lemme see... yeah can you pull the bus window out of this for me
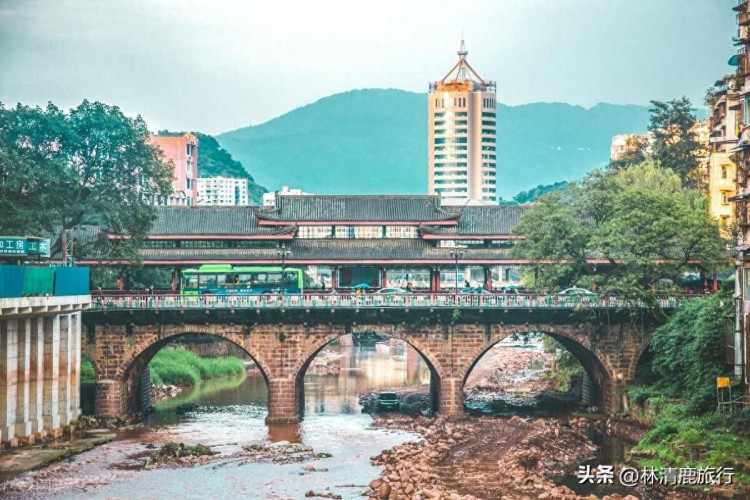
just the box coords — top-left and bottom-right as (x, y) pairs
(255, 273), (266, 284)
(216, 274), (227, 287)
(238, 274), (252, 285)
(199, 274), (217, 287)
(284, 272), (296, 284)
(185, 275), (199, 289)
(267, 273), (282, 283)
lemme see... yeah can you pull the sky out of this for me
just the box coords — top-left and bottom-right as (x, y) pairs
(0, 0), (739, 135)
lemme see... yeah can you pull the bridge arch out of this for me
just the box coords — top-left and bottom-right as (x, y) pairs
(112, 326), (272, 416)
(291, 324), (446, 418)
(458, 325), (632, 413)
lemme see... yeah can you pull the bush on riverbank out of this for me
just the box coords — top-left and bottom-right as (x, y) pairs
(149, 348), (246, 386)
(631, 403), (750, 490)
(626, 290), (750, 492)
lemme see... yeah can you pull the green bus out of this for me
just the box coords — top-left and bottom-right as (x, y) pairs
(180, 265), (304, 295)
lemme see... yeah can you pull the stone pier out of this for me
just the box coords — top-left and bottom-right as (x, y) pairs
(0, 295), (90, 446)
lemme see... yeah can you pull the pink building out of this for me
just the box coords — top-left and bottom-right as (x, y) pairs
(148, 133), (198, 206)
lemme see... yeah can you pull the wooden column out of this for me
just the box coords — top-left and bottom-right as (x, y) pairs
(483, 266), (493, 291)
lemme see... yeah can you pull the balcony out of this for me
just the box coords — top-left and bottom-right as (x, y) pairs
(740, 11), (750, 26)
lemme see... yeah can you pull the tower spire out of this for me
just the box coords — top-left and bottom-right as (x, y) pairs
(458, 38), (468, 59)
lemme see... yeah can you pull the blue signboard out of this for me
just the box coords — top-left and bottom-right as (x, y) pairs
(27, 239), (51, 258)
(0, 238), (27, 256)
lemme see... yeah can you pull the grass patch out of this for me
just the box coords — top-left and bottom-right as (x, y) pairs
(81, 358), (95, 383)
(149, 348), (246, 387)
(630, 400), (750, 491)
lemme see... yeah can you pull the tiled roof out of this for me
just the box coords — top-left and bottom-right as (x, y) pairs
(132, 239), (514, 263)
(420, 205), (529, 236)
(149, 207), (295, 236)
(255, 195), (461, 223)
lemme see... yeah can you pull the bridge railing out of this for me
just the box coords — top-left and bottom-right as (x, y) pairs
(90, 293), (683, 311)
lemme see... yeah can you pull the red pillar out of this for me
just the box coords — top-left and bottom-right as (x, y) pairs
(713, 272), (718, 293)
(118, 271), (124, 291)
(330, 267), (337, 290)
(381, 267), (387, 288)
(483, 266), (493, 291)
(171, 269), (177, 293)
(430, 267), (440, 292)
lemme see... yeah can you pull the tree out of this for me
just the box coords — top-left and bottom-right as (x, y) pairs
(649, 290), (732, 413)
(512, 161), (728, 312)
(648, 97), (706, 188)
(0, 100), (173, 259)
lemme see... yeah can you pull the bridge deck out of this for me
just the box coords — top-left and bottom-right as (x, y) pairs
(90, 293), (682, 311)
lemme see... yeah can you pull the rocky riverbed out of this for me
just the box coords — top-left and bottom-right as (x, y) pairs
(364, 414), (641, 500)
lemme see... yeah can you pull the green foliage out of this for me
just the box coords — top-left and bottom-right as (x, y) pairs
(648, 97), (707, 188)
(0, 100), (172, 258)
(80, 358), (95, 383)
(512, 181), (570, 204)
(512, 161), (728, 309)
(633, 404), (750, 487)
(157, 130), (267, 203)
(649, 291), (732, 413)
(149, 348), (246, 386)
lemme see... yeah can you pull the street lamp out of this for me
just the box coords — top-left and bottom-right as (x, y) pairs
(449, 249), (463, 292)
(277, 244), (291, 294)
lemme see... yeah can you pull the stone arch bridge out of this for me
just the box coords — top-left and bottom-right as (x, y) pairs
(82, 294), (673, 422)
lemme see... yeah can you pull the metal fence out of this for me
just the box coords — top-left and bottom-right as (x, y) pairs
(91, 293), (683, 311)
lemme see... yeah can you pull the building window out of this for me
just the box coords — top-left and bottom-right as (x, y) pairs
(385, 226), (418, 238)
(298, 226), (333, 238)
(722, 191), (731, 204)
(354, 226), (383, 239)
(482, 112), (495, 118)
(722, 165), (728, 179)
(335, 226), (355, 239)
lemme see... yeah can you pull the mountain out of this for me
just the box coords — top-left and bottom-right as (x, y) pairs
(157, 130), (267, 203)
(217, 89), (655, 198)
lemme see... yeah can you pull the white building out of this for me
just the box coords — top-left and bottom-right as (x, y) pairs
(263, 186), (310, 206)
(197, 177), (249, 206)
(610, 133), (653, 161)
(428, 40), (498, 205)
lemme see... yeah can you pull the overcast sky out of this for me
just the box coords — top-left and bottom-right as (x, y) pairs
(0, 0), (738, 134)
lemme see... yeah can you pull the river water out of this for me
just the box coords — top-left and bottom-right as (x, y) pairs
(2, 342), (430, 499)
(2, 341), (636, 499)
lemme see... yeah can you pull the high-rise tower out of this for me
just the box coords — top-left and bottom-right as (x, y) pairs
(428, 40), (497, 204)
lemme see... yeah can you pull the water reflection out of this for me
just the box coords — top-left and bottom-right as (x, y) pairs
(142, 341), (430, 451)
(303, 342), (430, 416)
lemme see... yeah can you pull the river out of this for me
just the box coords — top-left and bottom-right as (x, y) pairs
(1, 341), (637, 499)
(1, 342), (430, 499)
